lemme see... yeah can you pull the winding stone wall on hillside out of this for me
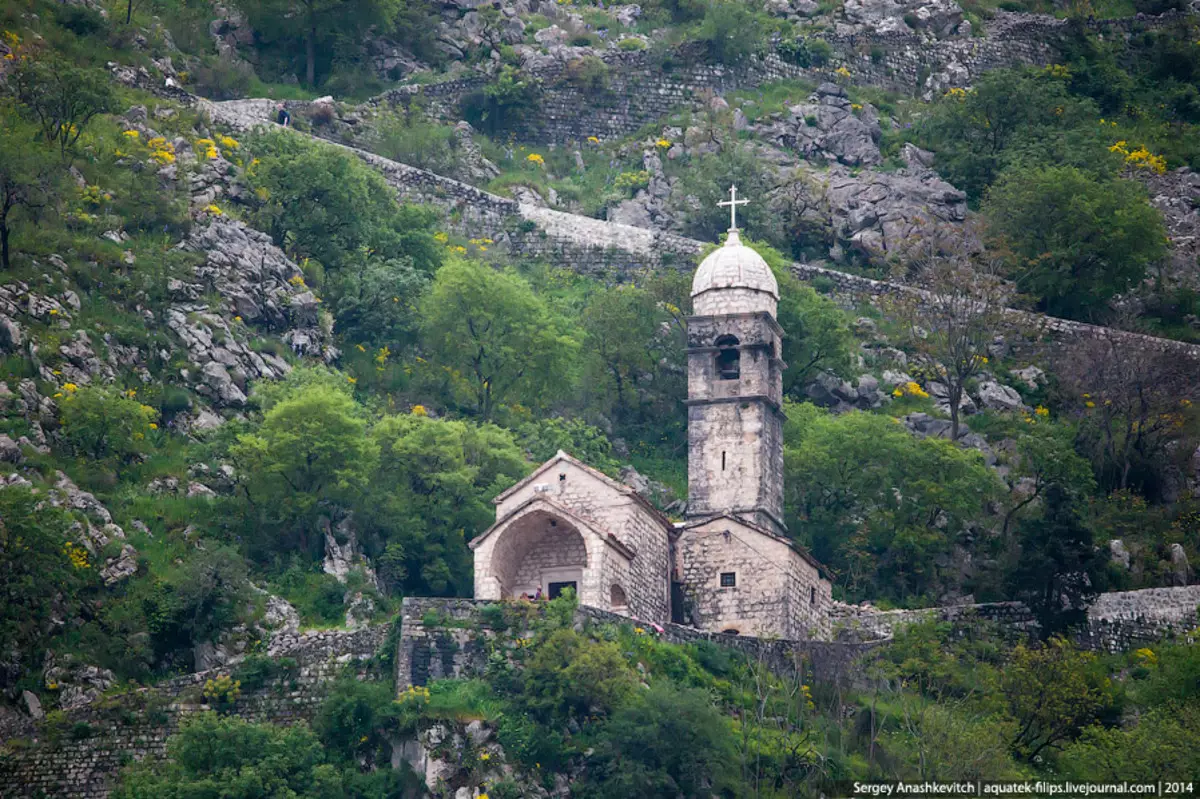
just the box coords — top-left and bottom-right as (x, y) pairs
(379, 12), (1191, 143)
(0, 626), (391, 799)
(831, 585), (1200, 651)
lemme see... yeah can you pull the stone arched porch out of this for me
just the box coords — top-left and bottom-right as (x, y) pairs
(473, 498), (634, 609)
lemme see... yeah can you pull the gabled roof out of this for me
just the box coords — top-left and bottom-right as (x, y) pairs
(468, 493), (636, 560)
(492, 450), (674, 531)
(681, 513), (826, 575)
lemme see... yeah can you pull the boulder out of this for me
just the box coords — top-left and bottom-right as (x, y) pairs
(22, 690), (43, 720)
(1168, 543), (1190, 586)
(1011, 365), (1046, 391)
(976, 381), (1026, 412)
(0, 434), (21, 464)
(1109, 539), (1131, 570)
(779, 84), (882, 167)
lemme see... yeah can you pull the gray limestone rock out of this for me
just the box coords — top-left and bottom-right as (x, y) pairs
(0, 433), (21, 464)
(1011, 365), (1046, 391)
(0, 314), (22, 351)
(1168, 543), (1190, 586)
(21, 690), (43, 720)
(100, 544), (139, 585)
(1109, 539), (1131, 570)
(976, 381), (1026, 412)
(778, 84), (882, 167)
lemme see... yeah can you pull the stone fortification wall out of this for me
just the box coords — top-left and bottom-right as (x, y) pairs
(380, 12), (1191, 144)
(202, 100), (1200, 364)
(396, 596), (879, 691)
(0, 626), (391, 799)
(831, 585), (1200, 651)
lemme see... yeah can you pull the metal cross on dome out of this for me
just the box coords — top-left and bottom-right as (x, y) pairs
(718, 184), (750, 231)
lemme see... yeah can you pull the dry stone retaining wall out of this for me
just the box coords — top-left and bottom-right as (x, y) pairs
(0, 626), (391, 799)
(831, 585), (1200, 651)
(379, 13), (1191, 143)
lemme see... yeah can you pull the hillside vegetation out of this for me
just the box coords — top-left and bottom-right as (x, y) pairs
(1, 0), (1200, 793)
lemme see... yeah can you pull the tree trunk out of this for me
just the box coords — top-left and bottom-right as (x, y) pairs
(126, 0), (133, 24)
(949, 383), (961, 441)
(306, 24), (316, 86)
(0, 219), (8, 271)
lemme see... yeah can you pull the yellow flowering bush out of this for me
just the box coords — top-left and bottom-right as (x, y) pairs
(203, 204), (223, 216)
(1109, 141), (1167, 174)
(203, 674), (241, 706)
(1133, 647), (1157, 667)
(892, 381), (930, 399)
(122, 129), (139, 139)
(433, 231), (449, 244)
(526, 152), (545, 166)
(834, 66), (852, 78)
(216, 134), (239, 151)
(655, 138), (671, 149)
(411, 404), (428, 416)
(587, 135), (600, 144)
(195, 138), (219, 159)
(63, 542), (90, 570)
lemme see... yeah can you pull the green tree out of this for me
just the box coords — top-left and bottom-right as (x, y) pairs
(784, 403), (1000, 602)
(581, 681), (738, 798)
(0, 112), (60, 270)
(581, 283), (667, 420)
(113, 712), (405, 799)
(1007, 484), (1108, 636)
(1002, 638), (1114, 762)
(0, 488), (92, 692)
(917, 67), (1105, 200)
(237, 0), (401, 87)
(11, 57), (112, 159)
(141, 546), (250, 667)
(695, 0), (766, 65)
(247, 132), (441, 273)
(1060, 705), (1200, 779)
(230, 383), (378, 553)
(674, 147), (783, 247)
(418, 258), (579, 418)
(521, 629), (640, 722)
(983, 165), (1167, 319)
(58, 386), (158, 464)
(326, 252), (429, 348)
(366, 412), (528, 595)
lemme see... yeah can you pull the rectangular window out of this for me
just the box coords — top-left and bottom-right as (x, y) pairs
(810, 586), (817, 605)
(720, 572), (736, 587)
(721, 451), (726, 471)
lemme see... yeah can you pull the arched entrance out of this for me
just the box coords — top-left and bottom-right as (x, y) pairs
(489, 510), (589, 600)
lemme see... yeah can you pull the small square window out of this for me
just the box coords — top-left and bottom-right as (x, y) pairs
(559, 473), (566, 482)
(720, 572), (736, 588)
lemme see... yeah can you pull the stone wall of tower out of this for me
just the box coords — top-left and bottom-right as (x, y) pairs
(686, 310), (786, 535)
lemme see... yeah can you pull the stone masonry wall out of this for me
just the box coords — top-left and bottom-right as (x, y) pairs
(396, 596), (881, 692)
(831, 585), (1200, 652)
(0, 626), (391, 799)
(380, 13), (1192, 144)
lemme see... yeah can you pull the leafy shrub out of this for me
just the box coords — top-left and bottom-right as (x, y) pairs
(565, 55), (610, 93)
(983, 165), (1167, 318)
(695, 0), (765, 65)
(617, 37), (647, 51)
(58, 386), (158, 464)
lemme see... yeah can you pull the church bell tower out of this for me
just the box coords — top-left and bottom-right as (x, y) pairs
(685, 187), (787, 537)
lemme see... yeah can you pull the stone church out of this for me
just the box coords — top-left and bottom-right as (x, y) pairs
(471, 202), (832, 640)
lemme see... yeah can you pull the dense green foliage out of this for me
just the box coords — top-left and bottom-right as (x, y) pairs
(4, 3), (1200, 794)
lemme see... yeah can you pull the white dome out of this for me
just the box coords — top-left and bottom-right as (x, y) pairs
(691, 230), (779, 301)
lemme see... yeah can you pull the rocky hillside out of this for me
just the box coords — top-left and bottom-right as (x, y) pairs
(2, 0), (1200, 793)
